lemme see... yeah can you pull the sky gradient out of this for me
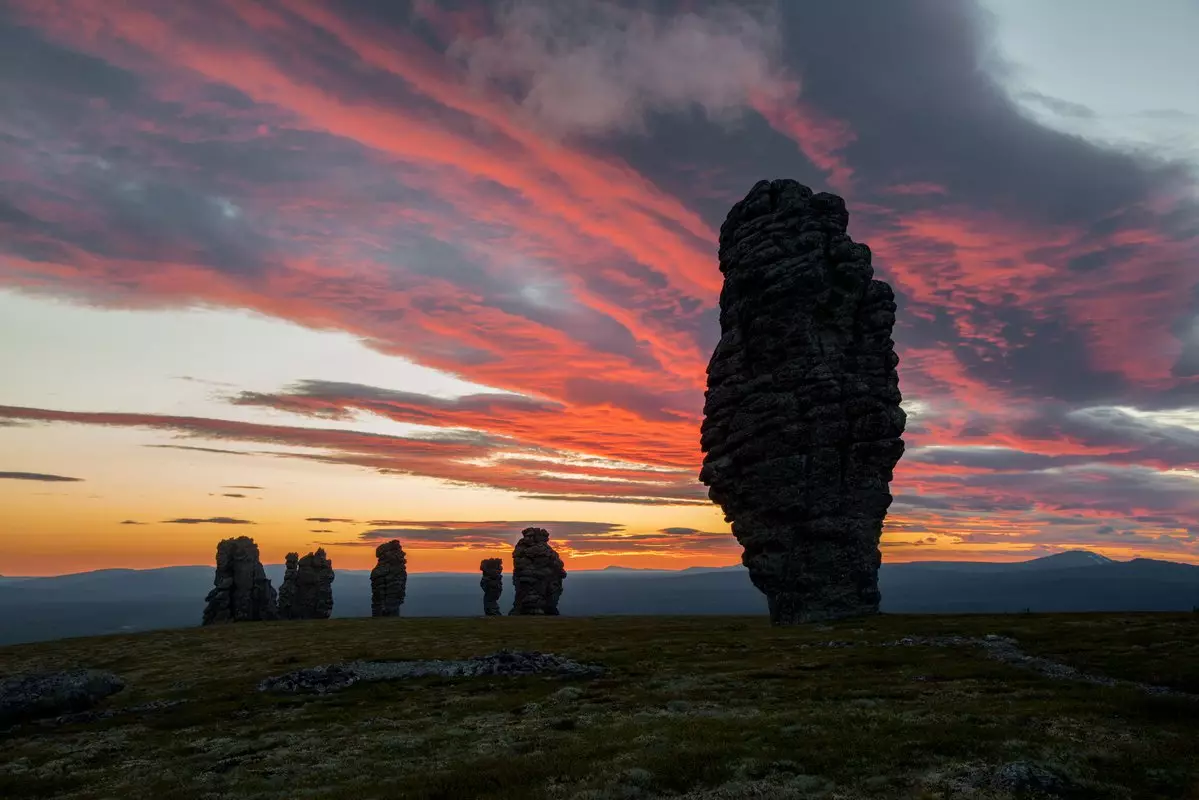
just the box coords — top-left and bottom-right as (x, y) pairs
(1, 0), (1197, 576)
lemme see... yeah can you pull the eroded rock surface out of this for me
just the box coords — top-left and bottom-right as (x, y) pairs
(0, 670), (125, 725)
(700, 179), (906, 624)
(277, 551), (299, 618)
(509, 527), (566, 616)
(201, 536), (279, 624)
(279, 548), (335, 620)
(370, 539), (407, 617)
(259, 651), (603, 694)
(480, 557), (503, 616)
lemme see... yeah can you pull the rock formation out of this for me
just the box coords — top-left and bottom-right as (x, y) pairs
(370, 539), (407, 617)
(277, 551), (299, 617)
(278, 548), (335, 620)
(0, 670), (125, 726)
(700, 179), (906, 625)
(480, 557), (503, 616)
(509, 527), (566, 615)
(259, 651), (603, 694)
(201, 536), (279, 624)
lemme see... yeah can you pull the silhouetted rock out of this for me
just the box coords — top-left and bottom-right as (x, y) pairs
(509, 527), (566, 615)
(277, 551), (299, 618)
(370, 539), (407, 617)
(280, 548), (334, 620)
(700, 179), (906, 624)
(480, 557), (503, 616)
(0, 670), (125, 725)
(201, 536), (279, 624)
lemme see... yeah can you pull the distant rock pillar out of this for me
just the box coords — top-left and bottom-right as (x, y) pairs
(295, 548), (335, 620)
(480, 558), (503, 616)
(370, 539), (407, 617)
(509, 527), (566, 616)
(277, 552), (299, 620)
(201, 536), (279, 624)
(700, 179), (906, 624)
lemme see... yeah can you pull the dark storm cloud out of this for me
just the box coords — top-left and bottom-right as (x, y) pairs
(0, 471), (83, 482)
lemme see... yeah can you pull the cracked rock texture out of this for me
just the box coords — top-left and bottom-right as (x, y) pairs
(480, 557), (503, 616)
(509, 527), (566, 615)
(201, 536), (279, 624)
(0, 670), (125, 725)
(370, 539), (407, 617)
(700, 179), (906, 624)
(279, 548), (335, 620)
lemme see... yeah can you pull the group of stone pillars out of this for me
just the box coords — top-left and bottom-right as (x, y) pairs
(201, 526), (567, 625)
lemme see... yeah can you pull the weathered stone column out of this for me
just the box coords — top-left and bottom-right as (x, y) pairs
(202, 536), (279, 624)
(700, 179), (906, 624)
(370, 539), (407, 617)
(480, 558), (503, 616)
(509, 527), (566, 616)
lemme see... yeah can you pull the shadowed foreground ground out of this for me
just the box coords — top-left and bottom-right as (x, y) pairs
(1, 614), (1197, 799)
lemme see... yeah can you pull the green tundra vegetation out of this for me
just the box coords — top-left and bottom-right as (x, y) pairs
(1, 614), (1197, 799)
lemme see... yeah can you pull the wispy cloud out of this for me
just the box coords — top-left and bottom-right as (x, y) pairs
(0, 471), (83, 482)
(0, 0), (1195, 563)
(162, 517), (255, 525)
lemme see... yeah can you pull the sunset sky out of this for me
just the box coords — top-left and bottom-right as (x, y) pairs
(2, 0), (1197, 576)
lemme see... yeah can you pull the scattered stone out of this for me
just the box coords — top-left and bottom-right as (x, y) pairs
(700, 179), (906, 624)
(990, 761), (1074, 795)
(0, 670), (125, 725)
(370, 539), (407, 617)
(259, 650), (603, 694)
(278, 548), (334, 620)
(480, 557), (503, 616)
(201, 536), (279, 624)
(258, 664), (359, 695)
(509, 527), (566, 616)
(798, 634), (1198, 699)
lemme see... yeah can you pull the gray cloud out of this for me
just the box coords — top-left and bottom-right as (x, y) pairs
(449, 0), (788, 137)
(162, 517), (255, 525)
(0, 471), (83, 482)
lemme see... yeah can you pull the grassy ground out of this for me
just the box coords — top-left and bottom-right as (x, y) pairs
(1, 613), (1197, 799)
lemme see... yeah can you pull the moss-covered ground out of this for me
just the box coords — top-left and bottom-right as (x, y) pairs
(1, 614), (1197, 799)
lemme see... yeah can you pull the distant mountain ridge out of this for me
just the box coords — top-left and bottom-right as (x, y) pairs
(0, 550), (1195, 646)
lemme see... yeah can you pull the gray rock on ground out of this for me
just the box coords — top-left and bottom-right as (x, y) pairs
(279, 548), (335, 620)
(259, 651), (603, 694)
(700, 179), (906, 624)
(201, 536), (279, 624)
(480, 557), (503, 616)
(370, 539), (407, 617)
(0, 669), (125, 725)
(509, 527), (566, 616)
